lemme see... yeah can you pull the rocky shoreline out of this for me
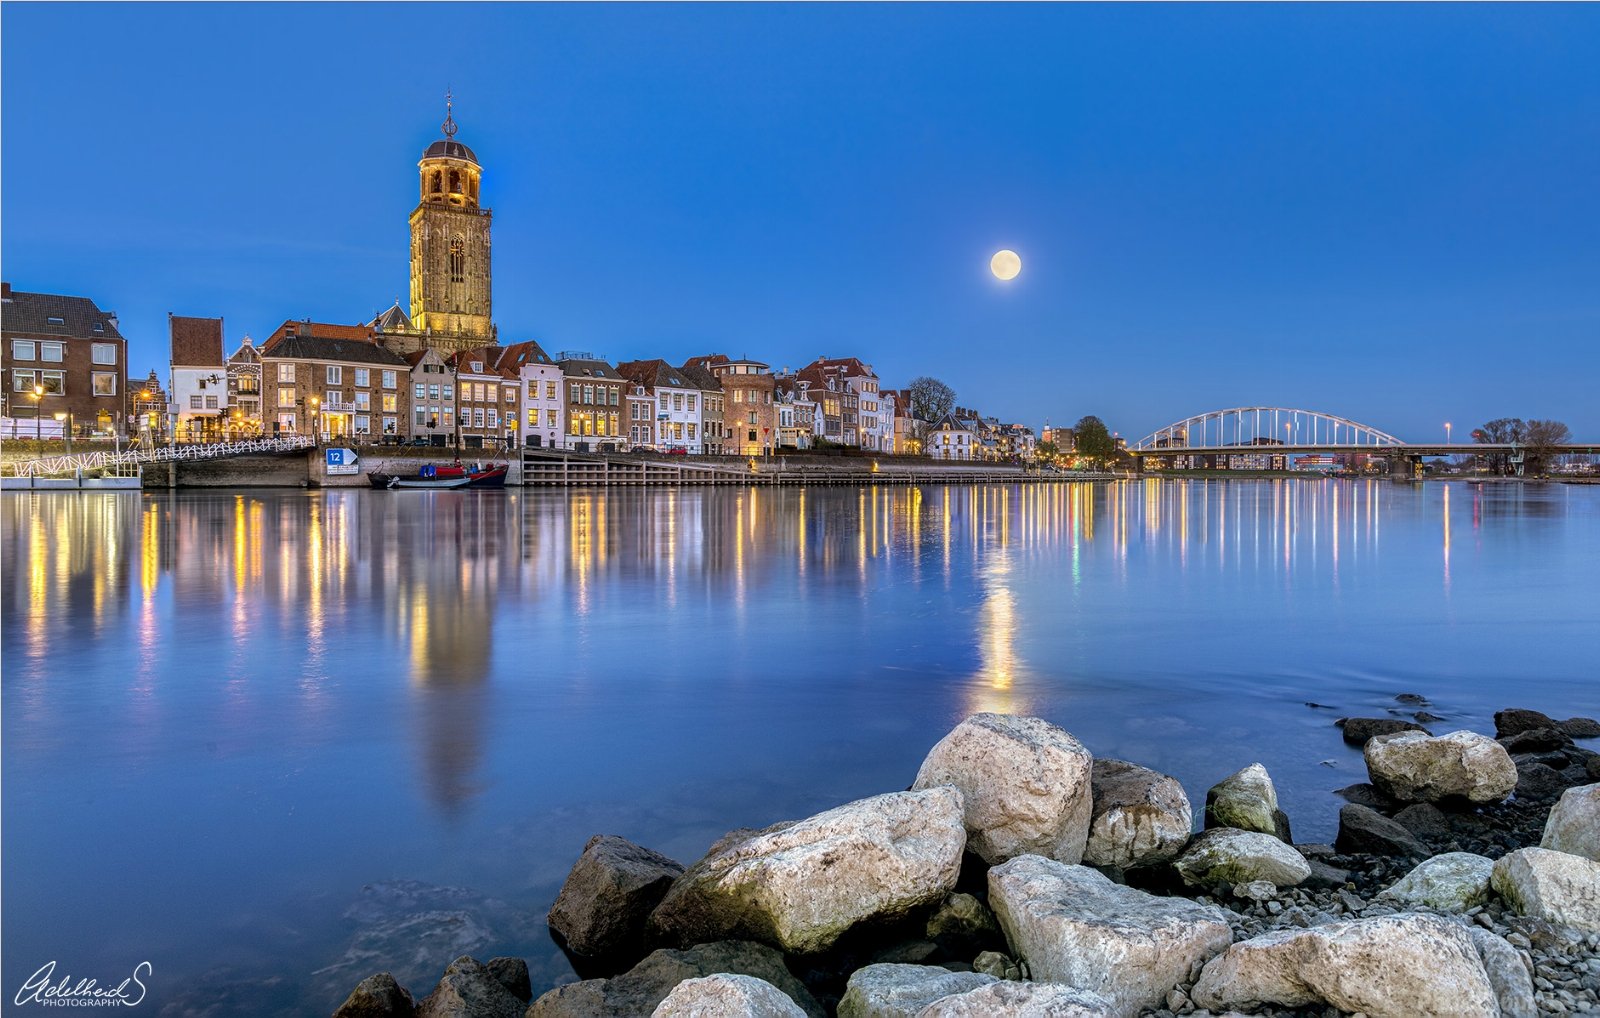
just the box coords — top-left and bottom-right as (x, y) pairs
(334, 702), (1600, 1017)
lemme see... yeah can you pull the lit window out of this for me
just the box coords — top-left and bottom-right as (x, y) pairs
(92, 373), (117, 396)
(278, 387), (296, 407)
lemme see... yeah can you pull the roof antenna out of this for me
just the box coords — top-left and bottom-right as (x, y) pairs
(442, 87), (458, 139)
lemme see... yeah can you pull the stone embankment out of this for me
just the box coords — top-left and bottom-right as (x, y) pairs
(334, 704), (1600, 1018)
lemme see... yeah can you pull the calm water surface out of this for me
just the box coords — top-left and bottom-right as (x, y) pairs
(4, 481), (1597, 1013)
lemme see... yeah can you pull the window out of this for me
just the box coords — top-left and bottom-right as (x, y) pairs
(660, 392), (670, 408)
(442, 384), (453, 401)
(190, 396), (203, 410)
(12, 369), (35, 392)
(326, 365), (341, 384)
(277, 413), (296, 433)
(609, 387), (619, 406)
(93, 323), (105, 334)
(687, 395), (696, 412)
(351, 369), (366, 388)
(546, 409), (557, 428)
(40, 342), (64, 362)
(205, 395), (219, 410)
(569, 414), (581, 435)
(382, 371), (396, 389)
(527, 409), (539, 428)
(459, 408), (471, 427)
(94, 372), (119, 397)
(545, 381), (556, 400)
(733, 389), (744, 404)
(383, 416), (396, 435)
(355, 416), (371, 434)
(415, 383), (426, 399)
(474, 408), (485, 429)
(568, 383), (580, 403)
(487, 409), (499, 429)
(428, 384), (439, 400)
(688, 423), (697, 440)
(505, 388), (515, 404)
(356, 392), (370, 410)
(415, 408), (427, 427)
(45, 316), (65, 326)
(608, 411), (619, 436)
(278, 387), (296, 407)
(471, 361), (483, 373)
(673, 394), (683, 412)
(382, 394), (397, 412)
(278, 363), (296, 383)
(238, 375), (259, 394)
(11, 341), (35, 361)
(450, 238), (465, 283)
(92, 343), (117, 365)
(747, 412), (758, 425)
(582, 384), (593, 405)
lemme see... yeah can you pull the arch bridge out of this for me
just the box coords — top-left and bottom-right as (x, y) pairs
(1131, 408), (1403, 453)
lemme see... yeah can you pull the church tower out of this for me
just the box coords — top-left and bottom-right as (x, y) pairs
(409, 93), (493, 352)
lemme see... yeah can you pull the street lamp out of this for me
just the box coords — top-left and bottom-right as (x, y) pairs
(309, 397), (320, 443)
(1445, 422), (1452, 445)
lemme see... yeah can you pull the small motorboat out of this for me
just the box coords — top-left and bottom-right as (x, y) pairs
(467, 463), (508, 489)
(392, 473), (472, 489)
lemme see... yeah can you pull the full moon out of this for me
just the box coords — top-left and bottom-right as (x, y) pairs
(990, 249), (1022, 281)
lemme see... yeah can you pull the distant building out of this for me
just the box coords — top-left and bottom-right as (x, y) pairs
(452, 347), (519, 449)
(261, 320), (410, 439)
(404, 347), (456, 446)
(130, 370), (169, 440)
(225, 334), (263, 436)
(617, 359), (703, 454)
(557, 353), (625, 451)
(690, 355), (776, 456)
(928, 415), (977, 461)
(499, 340), (563, 451)
(676, 359), (726, 455)
(169, 314), (228, 442)
(1, 282), (129, 437)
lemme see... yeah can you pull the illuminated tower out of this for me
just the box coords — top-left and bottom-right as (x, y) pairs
(409, 92), (493, 351)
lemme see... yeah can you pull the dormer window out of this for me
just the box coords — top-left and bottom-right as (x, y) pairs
(93, 323), (105, 333)
(470, 361), (483, 372)
(46, 316), (65, 326)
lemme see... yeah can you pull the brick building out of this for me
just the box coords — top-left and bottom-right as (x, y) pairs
(1, 282), (129, 437)
(260, 320), (410, 439)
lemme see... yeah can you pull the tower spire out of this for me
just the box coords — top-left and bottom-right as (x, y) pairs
(442, 88), (458, 139)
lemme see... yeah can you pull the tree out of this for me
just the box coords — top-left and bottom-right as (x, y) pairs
(1073, 415), (1115, 467)
(905, 377), (956, 433)
(1474, 418), (1525, 476)
(1035, 440), (1060, 464)
(1524, 419), (1572, 476)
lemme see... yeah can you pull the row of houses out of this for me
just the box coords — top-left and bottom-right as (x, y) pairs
(1, 284), (1042, 461)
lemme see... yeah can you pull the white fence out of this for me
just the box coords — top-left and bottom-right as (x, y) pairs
(3, 435), (316, 478)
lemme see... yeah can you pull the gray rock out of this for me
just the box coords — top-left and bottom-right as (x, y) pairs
(1174, 828), (1311, 889)
(1491, 847), (1600, 934)
(1542, 783), (1600, 861)
(333, 972), (415, 1018)
(1334, 804), (1430, 858)
(1496, 708), (1558, 738)
(1339, 717), (1428, 746)
(923, 893), (1002, 956)
(416, 957), (524, 1018)
(484, 959), (529, 1004)
(648, 788), (965, 953)
(1332, 782), (1398, 811)
(1301, 859), (1352, 891)
(649, 974), (806, 1017)
(1515, 761), (1571, 801)
(1560, 716), (1600, 739)
(837, 964), (997, 1018)
(1085, 759), (1193, 869)
(913, 981), (1114, 1017)
(911, 713), (1094, 866)
(971, 951), (1021, 981)
(547, 835), (684, 964)
(525, 941), (823, 1018)
(1392, 802), (1449, 839)
(1203, 763), (1290, 842)
(1191, 913), (1498, 1016)
(1500, 728), (1573, 753)
(1365, 730), (1518, 805)
(1467, 928), (1536, 1018)
(1378, 852), (1495, 911)
(989, 854), (1232, 1016)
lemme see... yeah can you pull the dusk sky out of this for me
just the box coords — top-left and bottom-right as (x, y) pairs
(4, 4), (1597, 441)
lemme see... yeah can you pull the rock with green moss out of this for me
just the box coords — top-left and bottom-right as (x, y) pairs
(1174, 828), (1310, 889)
(1378, 852), (1495, 911)
(1204, 763), (1291, 842)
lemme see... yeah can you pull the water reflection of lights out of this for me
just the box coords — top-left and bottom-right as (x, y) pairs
(1442, 483), (1451, 592)
(966, 550), (1031, 716)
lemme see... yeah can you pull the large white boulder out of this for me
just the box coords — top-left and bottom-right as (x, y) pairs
(1203, 763), (1288, 841)
(650, 974), (807, 1017)
(911, 714), (1094, 865)
(1084, 759), (1193, 870)
(1172, 828), (1310, 889)
(1541, 783), (1600, 861)
(1377, 852), (1495, 912)
(987, 855), (1232, 1018)
(1190, 913), (1499, 1017)
(914, 981), (1113, 1017)
(836, 964), (995, 1018)
(1363, 730), (1517, 805)
(1491, 846), (1600, 933)
(647, 788), (966, 953)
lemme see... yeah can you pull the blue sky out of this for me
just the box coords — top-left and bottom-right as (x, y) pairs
(4, 4), (1597, 440)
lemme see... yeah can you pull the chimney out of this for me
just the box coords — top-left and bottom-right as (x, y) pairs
(1, 282), (11, 301)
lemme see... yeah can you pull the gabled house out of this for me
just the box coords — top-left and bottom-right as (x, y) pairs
(499, 340), (563, 451)
(617, 359), (703, 454)
(170, 315), (228, 442)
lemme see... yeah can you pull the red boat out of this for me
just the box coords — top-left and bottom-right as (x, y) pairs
(368, 461), (508, 490)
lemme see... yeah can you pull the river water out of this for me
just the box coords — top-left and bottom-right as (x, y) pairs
(3, 480), (1597, 1013)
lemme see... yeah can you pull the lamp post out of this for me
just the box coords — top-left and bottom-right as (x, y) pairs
(309, 396), (320, 444)
(32, 384), (44, 442)
(1445, 422), (1452, 445)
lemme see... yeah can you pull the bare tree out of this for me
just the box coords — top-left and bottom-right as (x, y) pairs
(1473, 417), (1525, 475)
(906, 377), (956, 435)
(1525, 419), (1572, 475)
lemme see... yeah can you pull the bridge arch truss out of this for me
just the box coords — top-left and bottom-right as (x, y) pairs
(1131, 408), (1405, 452)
